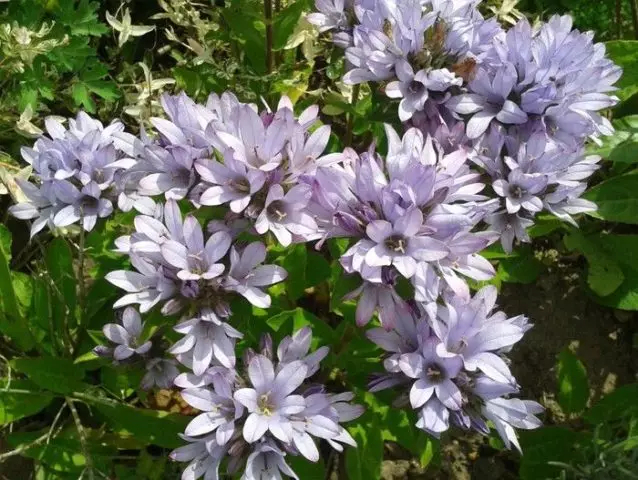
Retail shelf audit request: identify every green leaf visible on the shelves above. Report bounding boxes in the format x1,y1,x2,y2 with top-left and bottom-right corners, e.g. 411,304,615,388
94,402,188,448
605,41,638,101
71,82,96,112
45,238,77,328
306,251,331,288
12,357,87,394
0,380,53,425
589,118,638,163
564,231,624,297
584,172,638,224
0,224,12,260
346,412,384,480
556,349,589,414
585,383,638,424
273,0,309,50
282,244,307,301
0,229,34,351
519,427,592,480
222,5,266,74
585,234,638,310
56,0,108,37
497,248,545,284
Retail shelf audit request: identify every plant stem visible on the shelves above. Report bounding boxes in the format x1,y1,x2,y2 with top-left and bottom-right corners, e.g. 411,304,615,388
264,0,274,75
73,226,87,356
345,84,360,147
66,398,95,480
631,0,638,39
616,0,623,39
275,0,283,67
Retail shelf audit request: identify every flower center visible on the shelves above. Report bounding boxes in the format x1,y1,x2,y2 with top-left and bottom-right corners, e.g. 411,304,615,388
509,185,524,199
258,393,275,416
408,81,424,95
267,200,288,222
80,195,99,211
426,364,445,383
230,177,251,194
384,235,408,254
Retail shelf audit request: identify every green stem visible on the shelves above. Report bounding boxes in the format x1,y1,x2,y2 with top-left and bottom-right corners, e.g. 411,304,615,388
264,0,274,75
345,84,360,147
631,0,638,39
73,226,87,356
66,398,95,480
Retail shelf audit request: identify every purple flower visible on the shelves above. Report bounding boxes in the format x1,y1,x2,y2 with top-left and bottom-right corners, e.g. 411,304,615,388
101,307,152,360
399,338,464,410
255,184,318,246
430,286,529,384
234,355,308,443
447,64,528,139
242,442,299,480
225,242,287,308
492,170,547,215
182,376,245,444
161,216,231,281
196,153,266,213
170,315,241,373
307,0,349,33
141,358,179,390
53,181,113,231
363,208,448,278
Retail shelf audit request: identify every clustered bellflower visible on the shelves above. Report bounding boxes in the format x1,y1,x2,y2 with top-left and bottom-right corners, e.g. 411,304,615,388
5,0,622,474
367,287,542,451
170,329,363,480
8,113,144,236
309,0,620,251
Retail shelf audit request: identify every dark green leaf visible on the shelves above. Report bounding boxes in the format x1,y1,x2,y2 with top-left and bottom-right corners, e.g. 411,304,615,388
0,380,53,425
94,402,188,448
556,349,589,414
282,244,307,301
564,231,624,297
519,427,592,480
273,0,309,50
605,41,638,101
12,357,87,394
346,411,384,480
45,238,77,328
584,172,638,224
586,383,638,424
497,248,545,284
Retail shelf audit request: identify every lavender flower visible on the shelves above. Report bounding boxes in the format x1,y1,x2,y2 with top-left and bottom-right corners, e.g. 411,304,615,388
9,112,129,234
141,358,179,390
255,184,318,247
100,307,152,361
171,331,362,479
367,291,541,448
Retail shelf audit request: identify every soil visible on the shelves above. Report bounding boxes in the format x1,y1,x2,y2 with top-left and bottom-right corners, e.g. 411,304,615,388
381,256,638,480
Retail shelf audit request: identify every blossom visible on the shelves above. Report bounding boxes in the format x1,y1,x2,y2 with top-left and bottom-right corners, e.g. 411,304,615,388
171,331,361,479
255,184,318,246
141,358,179,390
100,307,152,361
225,242,287,308
367,293,541,448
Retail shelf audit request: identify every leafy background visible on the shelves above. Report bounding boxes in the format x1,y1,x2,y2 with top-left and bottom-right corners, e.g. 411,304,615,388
0,0,637,479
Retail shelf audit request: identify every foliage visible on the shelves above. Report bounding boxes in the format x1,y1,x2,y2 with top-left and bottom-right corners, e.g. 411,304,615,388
0,0,636,479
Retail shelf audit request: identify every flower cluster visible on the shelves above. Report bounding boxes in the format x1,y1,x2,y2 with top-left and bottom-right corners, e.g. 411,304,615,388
309,0,621,251
114,91,338,247
303,125,498,327
8,112,141,236
106,199,287,374
95,306,180,390
170,329,363,480
368,286,542,451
